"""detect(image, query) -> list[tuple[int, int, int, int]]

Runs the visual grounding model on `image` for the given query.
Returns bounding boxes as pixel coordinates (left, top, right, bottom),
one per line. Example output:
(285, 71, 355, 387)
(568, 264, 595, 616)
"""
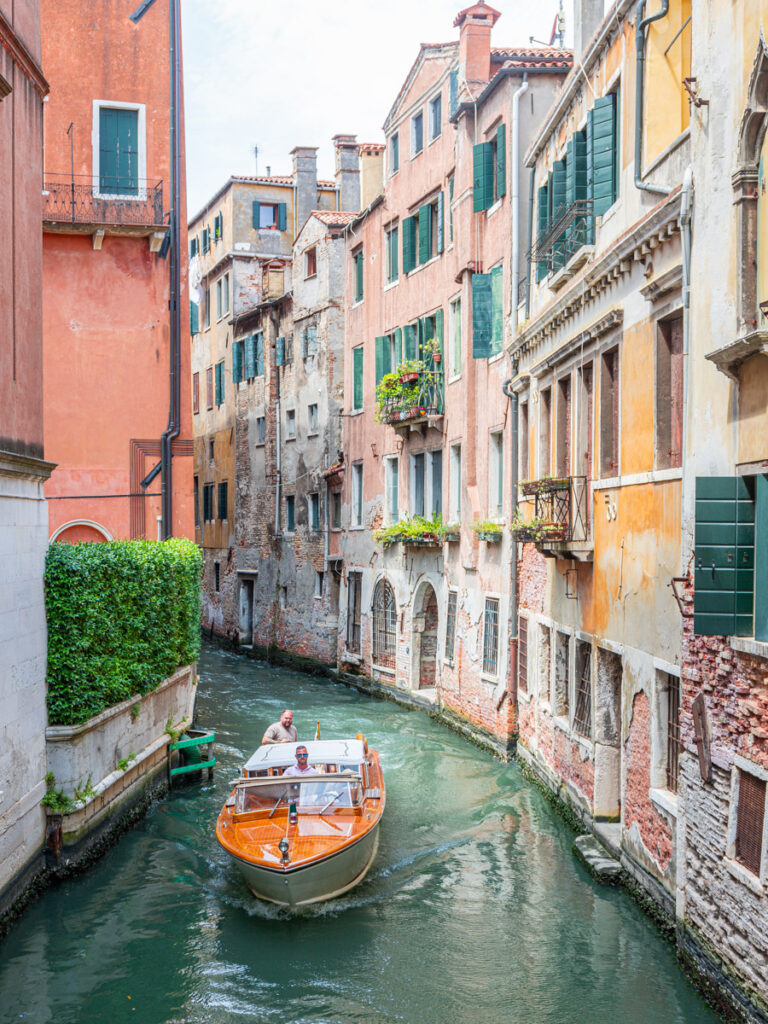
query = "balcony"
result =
(376, 369, 444, 434)
(513, 475, 592, 560)
(43, 174, 165, 248)
(529, 200, 594, 291)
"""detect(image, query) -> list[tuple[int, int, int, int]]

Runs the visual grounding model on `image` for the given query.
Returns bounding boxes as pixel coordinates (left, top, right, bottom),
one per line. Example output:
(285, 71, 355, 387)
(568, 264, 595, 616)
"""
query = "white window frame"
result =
(92, 100, 147, 200)
(449, 442, 461, 522)
(352, 463, 363, 527)
(489, 429, 504, 519)
(725, 755, 768, 893)
(410, 449, 441, 518)
(285, 408, 296, 440)
(428, 92, 442, 142)
(384, 455, 399, 524)
(411, 109, 424, 158)
(449, 295, 462, 381)
(307, 403, 319, 435)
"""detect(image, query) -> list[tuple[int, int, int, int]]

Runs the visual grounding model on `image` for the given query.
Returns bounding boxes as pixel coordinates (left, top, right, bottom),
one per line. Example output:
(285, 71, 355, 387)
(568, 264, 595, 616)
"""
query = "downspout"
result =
(510, 74, 529, 330)
(160, 0, 183, 538)
(273, 315, 282, 536)
(502, 368, 519, 713)
(323, 454, 330, 572)
(680, 165, 693, 573)
(634, 0, 671, 197)
(525, 167, 535, 321)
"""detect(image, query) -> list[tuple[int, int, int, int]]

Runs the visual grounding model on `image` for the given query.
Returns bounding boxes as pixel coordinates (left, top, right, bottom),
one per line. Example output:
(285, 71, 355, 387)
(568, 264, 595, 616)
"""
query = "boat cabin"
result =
(243, 739, 367, 778)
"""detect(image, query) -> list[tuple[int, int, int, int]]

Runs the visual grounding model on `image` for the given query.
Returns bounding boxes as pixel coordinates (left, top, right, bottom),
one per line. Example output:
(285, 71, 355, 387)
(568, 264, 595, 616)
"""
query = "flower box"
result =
(478, 530, 502, 542)
(400, 371, 419, 384)
(442, 531, 460, 543)
(520, 477, 570, 496)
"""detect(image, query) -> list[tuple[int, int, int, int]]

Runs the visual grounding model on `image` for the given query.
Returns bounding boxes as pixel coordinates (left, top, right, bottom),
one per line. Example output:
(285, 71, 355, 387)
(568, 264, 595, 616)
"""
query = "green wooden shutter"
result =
(472, 273, 493, 358)
(551, 159, 567, 271)
(473, 142, 494, 212)
(418, 203, 431, 264)
(536, 184, 549, 281)
(693, 476, 755, 636)
(278, 203, 287, 231)
(491, 267, 503, 353)
(353, 347, 364, 409)
(434, 308, 444, 359)
(389, 226, 399, 280)
(256, 334, 264, 376)
(215, 362, 224, 405)
(189, 237, 197, 259)
(403, 323, 417, 361)
(417, 317, 426, 361)
(252, 201, 261, 229)
(355, 252, 364, 301)
(592, 94, 617, 217)
(375, 336, 389, 385)
(99, 108, 138, 194)
(233, 341, 242, 383)
(202, 228, 210, 254)
(275, 336, 284, 368)
(755, 474, 768, 641)
(449, 177, 455, 243)
(214, 212, 223, 238)
(402, 216, 417, 273)
(586, 110, 595, 244)
(394, 327, 403, 366)
(437, 192, 444, 254)
(245, 336, 256, 378)
(496, 123, 506, 198)
(449, 68, 459, 119)
(567, 130, 589, 248)
(190, 301, 199, 335)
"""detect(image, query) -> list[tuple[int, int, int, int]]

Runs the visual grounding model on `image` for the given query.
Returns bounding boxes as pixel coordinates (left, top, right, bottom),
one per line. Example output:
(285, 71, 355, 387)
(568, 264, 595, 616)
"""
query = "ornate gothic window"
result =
(372, 579, 397, 668)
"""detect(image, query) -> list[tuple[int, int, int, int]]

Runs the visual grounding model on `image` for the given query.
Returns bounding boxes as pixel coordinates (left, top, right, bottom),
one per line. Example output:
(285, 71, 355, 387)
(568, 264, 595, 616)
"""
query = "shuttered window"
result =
(536, 183, 549, 281)
(473, 141, 494, 212)
(190, 301, 199, 335)
(517, 615, 528, 693)
(232, 340, 244, 383)
(214, 212, 223, 239)
(589, 93, 618, 221)
(189, 236, 198, 258)
(255, 333, 264, 376)
(218, 481, 228, 520)
(566, 130, 589, 249)
(496, 123, 506, 199)
(214, 361, 225, 406)
(98, 107, 139, 195)
(449, 69, 459, 118)
(354, 250, 364, 302)
(206, 366, 213, 410)
(202, 483, 214, 522)
(472, 267, 502, 358)
(403, 323, 418, 361)
(448, 177, 454, 243)
(550, 159, 567, 271)
(389, 132, 399, 174)
(375, 336, 389, 386)
(352, 347, 363, 410)
(347, 571, 362, 652)
(192, 373, 199, 415)
(735, 769, 766, 876)
(244, 336, 256, 379)
(436, 191, 444, 254)
(202, 227, 210, 254)
(418, 203, 432, 264)
(387, 226, 399, 282)
(402, 216, 417, 273)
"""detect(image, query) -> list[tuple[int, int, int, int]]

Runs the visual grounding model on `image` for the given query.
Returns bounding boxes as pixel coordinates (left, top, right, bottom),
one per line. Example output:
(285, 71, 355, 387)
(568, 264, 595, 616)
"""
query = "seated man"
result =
(282, 745, 319, 777)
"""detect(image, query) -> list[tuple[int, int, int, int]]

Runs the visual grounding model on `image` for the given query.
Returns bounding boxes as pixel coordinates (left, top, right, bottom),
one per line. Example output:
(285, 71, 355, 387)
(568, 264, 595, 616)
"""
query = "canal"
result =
(0, 644, 719, 1024)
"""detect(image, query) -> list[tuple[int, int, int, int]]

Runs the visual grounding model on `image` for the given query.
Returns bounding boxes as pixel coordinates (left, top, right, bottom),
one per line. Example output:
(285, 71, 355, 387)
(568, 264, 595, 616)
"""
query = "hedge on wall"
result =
(45, 539, 203, 726)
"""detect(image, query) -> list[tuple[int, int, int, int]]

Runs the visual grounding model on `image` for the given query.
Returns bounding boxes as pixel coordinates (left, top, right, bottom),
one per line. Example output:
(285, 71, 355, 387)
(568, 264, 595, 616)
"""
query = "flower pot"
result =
(477, 531, 502, 542)
(432, 353, 441, 364)
(400, 372, 419, 384)
(442, 531, 460, 543)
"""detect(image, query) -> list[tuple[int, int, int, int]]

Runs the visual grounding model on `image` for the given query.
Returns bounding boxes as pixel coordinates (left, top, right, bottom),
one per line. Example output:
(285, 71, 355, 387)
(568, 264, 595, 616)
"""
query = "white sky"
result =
(181, 0, 575, 217)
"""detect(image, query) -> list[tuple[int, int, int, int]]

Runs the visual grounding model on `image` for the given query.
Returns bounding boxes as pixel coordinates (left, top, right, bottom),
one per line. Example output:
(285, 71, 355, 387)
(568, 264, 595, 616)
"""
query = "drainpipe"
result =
(323, 454, 330, 572)
(160, 0, 183, 538)
(680, 165, 693, 572)
(634, 0, 671, 197)
(525, 167, 535, 321)
(510, 75, 529, 330)
(502, 368, 519, 709)
(273, 313, 282, 536)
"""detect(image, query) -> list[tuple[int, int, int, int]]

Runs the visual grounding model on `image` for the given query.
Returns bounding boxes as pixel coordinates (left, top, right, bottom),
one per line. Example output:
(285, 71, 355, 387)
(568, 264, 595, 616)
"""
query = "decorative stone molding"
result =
(705, 329, 768, 382)
(0, 449, 56, 482)
(639, 264, 683, 303)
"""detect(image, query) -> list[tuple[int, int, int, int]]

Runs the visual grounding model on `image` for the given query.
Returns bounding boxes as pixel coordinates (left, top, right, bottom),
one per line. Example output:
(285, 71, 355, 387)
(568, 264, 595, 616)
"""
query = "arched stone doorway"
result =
(413, 581, 439, 690)
(50, 520, 112, 544)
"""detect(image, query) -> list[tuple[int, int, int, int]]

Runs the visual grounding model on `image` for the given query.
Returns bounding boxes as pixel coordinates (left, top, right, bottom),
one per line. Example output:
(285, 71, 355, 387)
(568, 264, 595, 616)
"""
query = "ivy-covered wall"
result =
(45, 539, 202, 726)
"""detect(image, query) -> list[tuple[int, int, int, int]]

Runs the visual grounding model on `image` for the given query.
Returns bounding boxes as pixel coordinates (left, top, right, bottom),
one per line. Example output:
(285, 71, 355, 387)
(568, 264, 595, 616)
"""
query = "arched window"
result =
(372, 578, 397, 668)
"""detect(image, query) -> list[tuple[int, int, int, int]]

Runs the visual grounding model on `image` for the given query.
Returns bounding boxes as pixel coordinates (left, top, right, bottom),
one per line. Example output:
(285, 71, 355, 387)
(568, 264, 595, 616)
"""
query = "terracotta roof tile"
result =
(310, 210, 358, 226)
(491, 46, 573, 69)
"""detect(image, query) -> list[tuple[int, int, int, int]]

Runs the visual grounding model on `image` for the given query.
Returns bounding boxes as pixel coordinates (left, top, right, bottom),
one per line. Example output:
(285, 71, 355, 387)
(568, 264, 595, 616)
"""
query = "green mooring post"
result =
(169, 729, 216, 781)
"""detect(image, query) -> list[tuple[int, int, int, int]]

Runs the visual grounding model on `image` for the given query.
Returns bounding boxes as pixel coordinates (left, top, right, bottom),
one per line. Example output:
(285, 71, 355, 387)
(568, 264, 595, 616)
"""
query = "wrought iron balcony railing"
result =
(378, 370, 444, 427)
(528, 200, 593, 276)
(514, 475, 590, 548)
(43, 174, 164, 228)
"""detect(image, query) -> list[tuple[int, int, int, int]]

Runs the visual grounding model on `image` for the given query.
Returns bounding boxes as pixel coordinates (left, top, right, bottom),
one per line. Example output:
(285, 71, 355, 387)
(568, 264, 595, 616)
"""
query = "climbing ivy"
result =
(45, 539, 202, 726)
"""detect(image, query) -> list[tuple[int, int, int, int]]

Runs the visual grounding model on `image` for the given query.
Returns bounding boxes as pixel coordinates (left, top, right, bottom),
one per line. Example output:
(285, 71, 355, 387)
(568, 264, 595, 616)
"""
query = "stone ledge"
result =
(730, 636, 768, 660)
(573, 834, 622, 884)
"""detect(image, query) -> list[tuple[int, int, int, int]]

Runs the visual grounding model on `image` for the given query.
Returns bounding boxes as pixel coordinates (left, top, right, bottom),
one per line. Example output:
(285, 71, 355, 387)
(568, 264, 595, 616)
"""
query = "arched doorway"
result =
(50, 520, 112, 544)
(413, 581, 439, 690)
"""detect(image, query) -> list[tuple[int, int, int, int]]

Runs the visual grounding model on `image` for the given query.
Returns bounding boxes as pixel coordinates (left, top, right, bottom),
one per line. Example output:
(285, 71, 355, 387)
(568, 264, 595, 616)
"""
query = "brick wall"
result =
(625, 690, 673, 872)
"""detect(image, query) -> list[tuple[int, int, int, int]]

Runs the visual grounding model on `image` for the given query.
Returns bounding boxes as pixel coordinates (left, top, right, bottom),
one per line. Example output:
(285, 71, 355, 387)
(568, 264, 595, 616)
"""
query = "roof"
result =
(311, 210, 358, 226)
(189, 174, 338, 226)
(244, 739, 367, 772)
(359, 142, 385, 154)
(491, 46, 572, 70)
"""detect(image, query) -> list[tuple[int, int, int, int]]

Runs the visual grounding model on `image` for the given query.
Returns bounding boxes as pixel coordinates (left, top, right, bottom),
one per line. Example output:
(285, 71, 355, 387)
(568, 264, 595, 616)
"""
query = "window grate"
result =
(517, 616, 528, 693)
(346, 572, 362, 653)
(666, 678, 681, 793)
(483, 598, 500, 676)
(372, 579, 397, 668)
(573, 643, 592, 738)
(736, 770, 766, 876)
(445, 591, 457, 662)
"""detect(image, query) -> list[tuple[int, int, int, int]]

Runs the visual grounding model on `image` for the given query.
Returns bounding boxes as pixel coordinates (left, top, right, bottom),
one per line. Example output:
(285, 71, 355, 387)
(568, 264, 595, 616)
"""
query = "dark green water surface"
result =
(0, 644, 719, 1024)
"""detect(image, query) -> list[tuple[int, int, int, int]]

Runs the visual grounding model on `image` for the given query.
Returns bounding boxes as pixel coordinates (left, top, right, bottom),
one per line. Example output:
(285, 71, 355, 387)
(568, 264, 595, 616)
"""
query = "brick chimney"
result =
(290, 146, 318, 235)
(359, 143, 384, 209)
(332, 134, 360, 212)
(454, 2, 501, 91)
(573, 0, 603, 63)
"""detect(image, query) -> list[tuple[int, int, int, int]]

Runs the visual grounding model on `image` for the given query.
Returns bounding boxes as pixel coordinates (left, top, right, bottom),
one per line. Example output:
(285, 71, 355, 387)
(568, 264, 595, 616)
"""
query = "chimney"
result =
(573, 0, 603, 63)
(290, 146, 318, 235)
(454, 2, 501, 91)
(359, 144, 385, 208)
(332, 134, 360, 212)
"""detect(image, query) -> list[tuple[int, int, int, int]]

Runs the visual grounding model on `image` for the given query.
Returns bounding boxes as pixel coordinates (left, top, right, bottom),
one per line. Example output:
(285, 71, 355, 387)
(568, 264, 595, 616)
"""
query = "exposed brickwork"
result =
(625, 691, 673, 872)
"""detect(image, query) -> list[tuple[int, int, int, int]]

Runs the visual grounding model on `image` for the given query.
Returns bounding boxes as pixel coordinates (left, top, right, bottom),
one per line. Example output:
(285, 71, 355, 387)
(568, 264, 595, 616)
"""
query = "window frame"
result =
(389, 131, 400, 175)
(444, 589, 458, 665)
(449, 295, 462, 380)
(726, 755, 768, 888)
(285, 494, 295, 533)
(428, 92, 442, 142)
(92, 100, 146, 200)
(305, 246, 317, 279)
(482, 596, 501, 679)
(285, 408, 296, 441)
(411, 110, 424, 158)
(372, 577, 397, 669)
(352, 462, 363, 527)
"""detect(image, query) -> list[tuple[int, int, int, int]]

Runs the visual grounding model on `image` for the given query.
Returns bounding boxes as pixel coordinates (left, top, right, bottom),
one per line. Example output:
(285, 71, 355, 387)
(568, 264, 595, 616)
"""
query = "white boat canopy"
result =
(244, 739, 366, 774)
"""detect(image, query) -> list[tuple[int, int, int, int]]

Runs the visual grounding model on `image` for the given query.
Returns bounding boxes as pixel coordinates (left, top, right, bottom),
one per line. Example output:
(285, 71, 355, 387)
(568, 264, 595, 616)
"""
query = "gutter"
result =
(525, 166, 535, 321)
(680, 165, 693, 571)
(502, 371, 519, 709)
(510, 75, 529, 330)
(634, 0, 672, 197)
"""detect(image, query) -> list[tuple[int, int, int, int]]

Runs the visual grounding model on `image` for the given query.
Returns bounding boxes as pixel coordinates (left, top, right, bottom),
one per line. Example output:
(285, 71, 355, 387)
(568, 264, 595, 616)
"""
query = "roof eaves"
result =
(448, 56, 572, 126)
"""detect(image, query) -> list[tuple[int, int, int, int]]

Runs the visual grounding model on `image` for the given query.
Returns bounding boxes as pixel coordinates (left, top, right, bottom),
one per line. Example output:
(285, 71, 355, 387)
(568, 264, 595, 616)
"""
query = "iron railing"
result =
(43, 173, 164, 227)
(514, 475, 590, 545)
(528, 200, 593, 275)
(379, 369, 444, 426)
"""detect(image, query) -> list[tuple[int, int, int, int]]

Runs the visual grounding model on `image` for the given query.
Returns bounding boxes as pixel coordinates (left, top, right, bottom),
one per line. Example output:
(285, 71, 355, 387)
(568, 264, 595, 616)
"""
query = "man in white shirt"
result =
(283, 746, 318, 777)
(261, 709, 297, 745)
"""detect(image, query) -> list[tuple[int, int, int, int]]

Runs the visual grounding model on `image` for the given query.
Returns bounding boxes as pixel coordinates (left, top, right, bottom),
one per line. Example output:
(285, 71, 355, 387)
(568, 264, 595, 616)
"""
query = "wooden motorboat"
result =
(216, 737, 385, 908)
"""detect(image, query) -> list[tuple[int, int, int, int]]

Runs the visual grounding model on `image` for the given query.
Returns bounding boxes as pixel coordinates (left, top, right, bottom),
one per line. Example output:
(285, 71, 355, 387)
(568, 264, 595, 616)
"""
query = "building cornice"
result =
(0, 449, 56, 482)
(0, 11, 49, 97)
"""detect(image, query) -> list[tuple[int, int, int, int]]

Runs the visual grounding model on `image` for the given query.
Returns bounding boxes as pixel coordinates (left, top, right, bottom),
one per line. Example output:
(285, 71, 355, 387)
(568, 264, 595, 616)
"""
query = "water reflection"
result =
(0, 644, 718, 1024)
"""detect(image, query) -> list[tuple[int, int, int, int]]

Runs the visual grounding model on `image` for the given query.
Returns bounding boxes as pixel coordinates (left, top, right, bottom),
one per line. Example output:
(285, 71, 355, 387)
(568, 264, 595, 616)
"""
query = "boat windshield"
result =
(235, 777, 363, 815)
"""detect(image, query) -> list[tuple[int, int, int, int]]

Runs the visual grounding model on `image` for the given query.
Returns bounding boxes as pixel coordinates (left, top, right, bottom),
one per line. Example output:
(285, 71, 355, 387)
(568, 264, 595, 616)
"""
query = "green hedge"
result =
(45, 539, 202, 726)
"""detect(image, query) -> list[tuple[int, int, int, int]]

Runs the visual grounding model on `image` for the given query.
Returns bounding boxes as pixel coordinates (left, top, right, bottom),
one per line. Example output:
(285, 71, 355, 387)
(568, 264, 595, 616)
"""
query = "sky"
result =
(180, 0, 574, 218)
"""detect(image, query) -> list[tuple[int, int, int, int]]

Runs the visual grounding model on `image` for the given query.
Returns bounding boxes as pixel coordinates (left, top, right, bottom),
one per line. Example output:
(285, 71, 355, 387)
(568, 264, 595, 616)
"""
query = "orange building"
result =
(41, 0, 193, 543)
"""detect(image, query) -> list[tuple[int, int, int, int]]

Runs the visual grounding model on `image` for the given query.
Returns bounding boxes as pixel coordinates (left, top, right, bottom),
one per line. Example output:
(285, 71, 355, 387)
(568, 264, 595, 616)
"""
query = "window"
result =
(734, 766, 767, 876)
(202, 226, 210, 254)
(217, 480, 228, 520)
(471, 264, 502, 358)
(192, 372, 199, 415)
(209, 438, 215, 462)
(286, 495, 295, 532)
(353, 250, 364, 303)
(346, 571, 362, 652)
(430, 450, 443, 518)
(517, 615, 528, 694)
(386, 226, 399, 283)
(573, 640, 593, 738)
(656, 315, 684, 469)
(222, 273, 230, 315)
(96, 104, 142, 196)
(389, 132, 400, 174)
(232, 339, 245, 384)
(206, 367, 213, 410)
(301, 324, 318, 358)
(449, 443, 461, 521)
(554, 631, 570, 718)
(489, 431, 503, 518)
(214, 561, 220, 592)
(216, 278, 222, 319)
(213, 211, 223, 239)
(417, 193, 444, 265)
(352, 347, 363, 410)
(352, 463, 363, 526)
(402, 215, 417, 274)
(385, 456, 399, 523)
(244, 333, 264, 379)
(472, 123, 506, 212)
(189, 235, 199, 259)
(450, 297, 461, 378)
(482, 597, 500, 676)
(445, 590, 458, 663)
(372, 579, 397, 668)
(519, 401, 529, 482)
(539, 387, 552, 476)
(309, 493, 320, 532)
(190, 301, 200, 335)
(331, 490, 342, 529)
(429, 93, 442, 141)
(252, 201, 287, 231)
(411, 110, 424, 157)
(214, 361, 225, 406)
(204, 286, 211, 329)
(577, 364, 594, 479)
(256, 416, 265, 445)
(588, 92, 619, 220)
(315, 571, 324, 598)
(305, 246, 317, 278)
(308, 404, 318, 434)
(286, 409, 296, 440)
(411, 453, 425, 517)
(556, 374, 571, 477)
(599, 347, 619, 477)
(538, 625, 552, 706)
(203, 483, 214, 522)
(665, 673, 681, 793)
(448, 176, 455, 244)
(193, 476, 200, 527)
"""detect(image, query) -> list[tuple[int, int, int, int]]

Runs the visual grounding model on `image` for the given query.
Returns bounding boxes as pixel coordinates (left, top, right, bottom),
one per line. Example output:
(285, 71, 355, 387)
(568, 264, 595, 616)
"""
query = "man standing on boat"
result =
(261, 709, 297, 745)
(283, 746, 319, 776)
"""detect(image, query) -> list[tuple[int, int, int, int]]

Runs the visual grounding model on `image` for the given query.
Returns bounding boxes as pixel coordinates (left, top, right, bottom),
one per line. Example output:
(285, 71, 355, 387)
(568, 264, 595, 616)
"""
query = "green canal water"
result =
(0, 644, 720, 1024)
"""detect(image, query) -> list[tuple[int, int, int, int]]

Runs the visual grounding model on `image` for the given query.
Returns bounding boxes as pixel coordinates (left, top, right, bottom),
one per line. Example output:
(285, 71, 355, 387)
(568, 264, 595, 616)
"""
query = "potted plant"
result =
(440, 522, 460, 543)
(519, 476, 570, 497)
(471, 519, 503, 542)
(510, 515, 567, 543)
(372, 522, 404, 546)
(423, 336, 442, 367)
(398, 359, 423, 385)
